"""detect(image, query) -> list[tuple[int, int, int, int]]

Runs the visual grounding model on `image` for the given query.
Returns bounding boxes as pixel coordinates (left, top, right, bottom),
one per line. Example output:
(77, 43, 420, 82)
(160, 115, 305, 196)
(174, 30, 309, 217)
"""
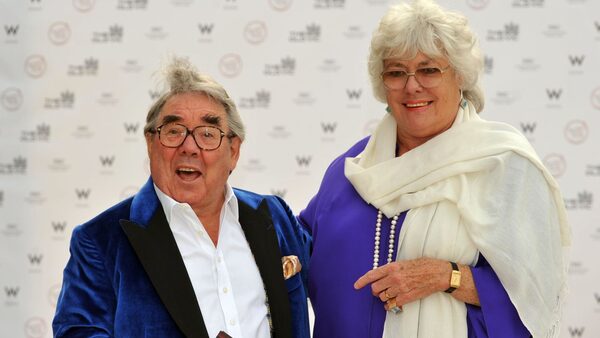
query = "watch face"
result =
(450, 270, 461, 288)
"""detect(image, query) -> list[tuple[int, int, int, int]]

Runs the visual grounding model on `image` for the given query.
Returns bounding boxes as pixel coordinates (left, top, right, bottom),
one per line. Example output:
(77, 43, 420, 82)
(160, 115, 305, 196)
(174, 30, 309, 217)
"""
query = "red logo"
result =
(24, 55, 47, 78)
(48, 22, 71, 45)
(218, 54, 243, 78)
(244, 21, 268, 45)
(73, 0, 95, 12)
(564, 120, 588, 145)
(24, 317, 47, 338)
(543, 153, 566, 178)
(467, 0, 490, 10)
(591, 87, 600, 110)
(269, 0, 293, 11)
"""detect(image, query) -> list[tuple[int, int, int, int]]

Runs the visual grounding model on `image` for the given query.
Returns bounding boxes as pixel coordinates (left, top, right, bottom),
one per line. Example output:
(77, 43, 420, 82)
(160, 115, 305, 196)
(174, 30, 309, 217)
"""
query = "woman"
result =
(298, 0, 570, 337)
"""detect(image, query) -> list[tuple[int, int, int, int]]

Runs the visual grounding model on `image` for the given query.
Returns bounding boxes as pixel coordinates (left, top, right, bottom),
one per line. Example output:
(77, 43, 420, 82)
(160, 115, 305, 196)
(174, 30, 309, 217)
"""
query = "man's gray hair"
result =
(368, 0, 485, 112)
(143, 57, 245, 140)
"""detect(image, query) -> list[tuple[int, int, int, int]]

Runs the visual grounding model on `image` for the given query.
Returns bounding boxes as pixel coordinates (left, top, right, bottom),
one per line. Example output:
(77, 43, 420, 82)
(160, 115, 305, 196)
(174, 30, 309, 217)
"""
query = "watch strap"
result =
(444, 261, 460, 293)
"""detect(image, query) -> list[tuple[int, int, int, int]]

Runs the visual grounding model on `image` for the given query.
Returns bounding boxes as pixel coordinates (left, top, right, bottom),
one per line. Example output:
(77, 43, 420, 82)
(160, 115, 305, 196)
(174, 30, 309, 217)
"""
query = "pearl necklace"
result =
(373, 210, 399, 269)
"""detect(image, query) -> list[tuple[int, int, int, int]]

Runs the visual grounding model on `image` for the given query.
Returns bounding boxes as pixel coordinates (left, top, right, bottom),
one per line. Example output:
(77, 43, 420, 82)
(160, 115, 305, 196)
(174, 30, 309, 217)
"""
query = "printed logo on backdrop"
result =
(585, 164, 600, 177)
(100, 155, 116, 175)
(295, 155, 312, 175)
(344, 25, 366, 39)
(219, 54, 243, 78)
(124, 122, 141, 141)
(293, 92, 316, 106)
(244, 21, 267, 44)
(48, 22, 70, 45)
(319, 58, 340, 73)
(519, 122, 536, 142)
(564, 120, 588, 145)
(543, 153, 566, 178)
(222, 0, 238, 10)
(72, 125, 94, 139)
(595, 292, 600, 310)
(0, 156, 27, 175)
(121, 59, 143, 73)
(264, 57, 296, 76)
(483, 56, 493, 74)
(4, 285, 20, 305)
(49, 158, 70, 172)
(542, 24, 566, 38)
(346, 88, 362, 108)
(68, 58, 99, 76)
(545, 88, 562, 108)
(28, 252, 44, 273)
(314, 0, 345, 9)
(567, 326, 585, 337)
(51, 221, 68, 240)
(48, 284, 61, 307)
(24, 55, 47, 78)
(569, 260, 587, 275)
(467, 0, 490, 10)
(75, 188, 91, 208)
(2, 223, 23, 237)
(1, 87, 23, 111)
(3, 24, 19, 43)
(242, 158, 266, 172)
(270, 189, 287, 199)
(92, 25, 123, 43)
(512, 0, 544, 8)
(146, 26, 168, 40)
(73, 0, 95, 12)
(28, 0, 43, 11)
(21, 124, 50, 142)
(44, 90, 75, 109)
(239, 90, 271, 109)
(97, 92, 118, 105)
(24, 317, 47, 338)
(268, 125, 291, 139)
(171, 0, 194, 7)
(120, 186, 140, 200)
(321, 121, 337, 142)
(269, 0, 292, 11)
(564, 190, 593, 210)
(595, 21, 600, 40)
(590, 87, 600, 110)
(197, 23, 214, 42)
(25, 191, 46, 205)
(568, 55, 585, 75)
(486, 22, 519, 42)
(516, 58, 540, 71)
(289, 24, 321, 42)
(117, 0, 147, 10)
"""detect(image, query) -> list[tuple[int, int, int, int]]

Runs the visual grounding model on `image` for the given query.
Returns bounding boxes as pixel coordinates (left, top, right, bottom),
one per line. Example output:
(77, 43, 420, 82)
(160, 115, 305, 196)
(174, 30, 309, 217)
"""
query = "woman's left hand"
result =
(353, 257, 480, 309)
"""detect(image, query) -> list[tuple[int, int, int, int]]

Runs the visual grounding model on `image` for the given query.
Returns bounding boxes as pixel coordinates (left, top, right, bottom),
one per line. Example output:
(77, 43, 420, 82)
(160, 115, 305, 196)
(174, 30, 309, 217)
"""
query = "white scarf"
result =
(345, 100, 571, 338)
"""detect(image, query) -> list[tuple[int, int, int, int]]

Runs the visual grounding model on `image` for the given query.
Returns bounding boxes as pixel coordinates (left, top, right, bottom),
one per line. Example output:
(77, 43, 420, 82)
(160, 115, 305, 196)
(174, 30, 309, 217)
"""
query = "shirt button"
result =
(223, 287, 228, 293)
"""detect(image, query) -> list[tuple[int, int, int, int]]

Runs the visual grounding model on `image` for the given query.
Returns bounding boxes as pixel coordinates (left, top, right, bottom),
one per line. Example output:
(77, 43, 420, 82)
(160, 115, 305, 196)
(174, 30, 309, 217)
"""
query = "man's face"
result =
(146, 92, 240, 212)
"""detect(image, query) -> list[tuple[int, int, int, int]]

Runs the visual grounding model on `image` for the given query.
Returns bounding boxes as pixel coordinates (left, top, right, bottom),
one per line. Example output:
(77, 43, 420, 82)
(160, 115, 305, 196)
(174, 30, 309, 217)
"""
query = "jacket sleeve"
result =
(52, 226, 115, 337)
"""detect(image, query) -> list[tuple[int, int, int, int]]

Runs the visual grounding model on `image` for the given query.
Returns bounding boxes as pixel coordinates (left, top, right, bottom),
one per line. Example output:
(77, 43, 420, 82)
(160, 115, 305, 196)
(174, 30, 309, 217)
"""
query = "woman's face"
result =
(383, 52, 462, 149)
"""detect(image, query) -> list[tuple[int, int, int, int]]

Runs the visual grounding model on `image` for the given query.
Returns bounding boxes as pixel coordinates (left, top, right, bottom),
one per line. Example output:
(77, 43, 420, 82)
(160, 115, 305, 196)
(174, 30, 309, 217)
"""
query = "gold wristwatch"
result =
(444, 261, 461, 293)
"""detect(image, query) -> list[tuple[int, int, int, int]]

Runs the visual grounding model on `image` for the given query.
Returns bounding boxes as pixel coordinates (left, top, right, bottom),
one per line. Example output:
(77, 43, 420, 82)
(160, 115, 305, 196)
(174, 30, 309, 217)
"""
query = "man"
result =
(53, 58, 311, 338)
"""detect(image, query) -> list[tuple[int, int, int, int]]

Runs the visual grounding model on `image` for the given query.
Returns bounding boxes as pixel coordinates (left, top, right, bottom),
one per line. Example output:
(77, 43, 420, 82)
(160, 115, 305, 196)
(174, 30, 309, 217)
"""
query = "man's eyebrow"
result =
(160, 115, 183, 125)
(202, 114, 221, 126)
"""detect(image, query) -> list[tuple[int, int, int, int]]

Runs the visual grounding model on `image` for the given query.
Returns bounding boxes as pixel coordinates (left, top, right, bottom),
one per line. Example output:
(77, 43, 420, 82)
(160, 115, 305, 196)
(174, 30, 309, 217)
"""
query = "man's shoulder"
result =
(74, 197, 135, 237)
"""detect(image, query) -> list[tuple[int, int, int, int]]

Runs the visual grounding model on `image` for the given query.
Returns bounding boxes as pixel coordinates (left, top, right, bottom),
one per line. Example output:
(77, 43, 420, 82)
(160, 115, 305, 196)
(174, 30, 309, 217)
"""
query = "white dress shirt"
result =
(155, 184, 270, 338)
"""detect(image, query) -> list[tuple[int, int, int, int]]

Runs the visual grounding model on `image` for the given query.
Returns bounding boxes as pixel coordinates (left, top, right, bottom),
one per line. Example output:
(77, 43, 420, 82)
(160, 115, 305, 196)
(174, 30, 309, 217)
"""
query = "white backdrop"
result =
(1, 0, 599, 337)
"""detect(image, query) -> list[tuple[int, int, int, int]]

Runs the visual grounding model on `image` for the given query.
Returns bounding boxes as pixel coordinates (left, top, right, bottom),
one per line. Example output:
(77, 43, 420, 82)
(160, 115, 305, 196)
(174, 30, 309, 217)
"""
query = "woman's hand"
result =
(353, 257, 480, 309)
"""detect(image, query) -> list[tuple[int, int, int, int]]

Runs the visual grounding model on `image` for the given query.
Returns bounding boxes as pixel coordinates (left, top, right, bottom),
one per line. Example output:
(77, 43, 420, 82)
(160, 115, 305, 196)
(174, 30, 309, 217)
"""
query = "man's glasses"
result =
(152, 123, 233, 151)
(381, 65, 450, 90)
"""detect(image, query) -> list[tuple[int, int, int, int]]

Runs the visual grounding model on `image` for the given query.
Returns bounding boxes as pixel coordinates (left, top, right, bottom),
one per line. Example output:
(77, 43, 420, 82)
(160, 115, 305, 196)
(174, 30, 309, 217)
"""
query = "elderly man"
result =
(53, 58, 310, 338)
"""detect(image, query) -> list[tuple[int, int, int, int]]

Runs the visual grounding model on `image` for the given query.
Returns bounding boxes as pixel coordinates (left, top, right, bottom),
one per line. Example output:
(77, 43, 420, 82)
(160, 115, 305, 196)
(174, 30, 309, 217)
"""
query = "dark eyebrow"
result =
(202, 114, 221, 126)
(160, 115, 183, 125)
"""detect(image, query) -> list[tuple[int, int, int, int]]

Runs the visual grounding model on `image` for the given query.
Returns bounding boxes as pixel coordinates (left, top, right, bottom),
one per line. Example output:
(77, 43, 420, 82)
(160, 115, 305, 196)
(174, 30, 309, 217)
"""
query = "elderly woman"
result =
(298, 0, 570, 337)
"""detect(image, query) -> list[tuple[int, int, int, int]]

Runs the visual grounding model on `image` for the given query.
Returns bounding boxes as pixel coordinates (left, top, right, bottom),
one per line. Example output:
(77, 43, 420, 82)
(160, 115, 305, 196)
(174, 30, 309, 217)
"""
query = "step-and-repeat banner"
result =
(1, 0, 599, 337)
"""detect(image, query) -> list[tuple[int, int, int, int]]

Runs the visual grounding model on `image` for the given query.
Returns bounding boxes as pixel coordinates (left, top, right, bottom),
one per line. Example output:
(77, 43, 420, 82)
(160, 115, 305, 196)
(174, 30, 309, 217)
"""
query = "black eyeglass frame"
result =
(151, 123, 235, 151)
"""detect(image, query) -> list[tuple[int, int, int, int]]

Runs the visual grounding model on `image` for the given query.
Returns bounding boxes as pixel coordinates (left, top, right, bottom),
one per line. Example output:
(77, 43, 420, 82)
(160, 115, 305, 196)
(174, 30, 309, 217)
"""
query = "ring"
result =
(390, 305, 403, 314)
(386, 298, 403, 314)
(384, 290, 391, 300)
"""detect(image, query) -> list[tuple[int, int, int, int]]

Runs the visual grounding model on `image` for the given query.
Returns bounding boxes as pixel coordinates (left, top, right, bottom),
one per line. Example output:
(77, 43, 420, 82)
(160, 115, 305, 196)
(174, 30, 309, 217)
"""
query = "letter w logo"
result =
(28, 254, 43, 265)
(4, 25, 19, 35)
(51, 221, 67, 232)
(295, 156, 312, 167)
(4, 287, 19, 297)
(519, 122, 536, 134)
(320, 122, 337, 133)
(99, 156, 115, 167)
(346, 89, 362, 100)
(568, 55, 585, 66)
(546, 89, 562, 100)
(568, 327, 585, 337)
(75, 189, 91, 200)
(123, 122, 139, 134)
(198, 23, 214, 34)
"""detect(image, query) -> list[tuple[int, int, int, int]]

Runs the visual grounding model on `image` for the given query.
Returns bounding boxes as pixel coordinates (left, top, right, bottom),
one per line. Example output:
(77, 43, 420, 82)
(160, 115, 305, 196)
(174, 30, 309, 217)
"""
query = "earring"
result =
(386, 106, 391, 113)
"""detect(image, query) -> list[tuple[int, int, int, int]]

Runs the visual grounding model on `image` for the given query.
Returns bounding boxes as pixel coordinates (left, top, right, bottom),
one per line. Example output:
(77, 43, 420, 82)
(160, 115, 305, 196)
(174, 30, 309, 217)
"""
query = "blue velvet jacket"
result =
(53, 178, 311, 338)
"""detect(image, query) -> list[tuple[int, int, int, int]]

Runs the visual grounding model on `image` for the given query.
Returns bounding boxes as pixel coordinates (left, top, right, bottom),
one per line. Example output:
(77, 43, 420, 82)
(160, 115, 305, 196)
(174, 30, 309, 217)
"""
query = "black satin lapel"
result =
(120, 209, 209, 338)
(238, 199, 292, 338)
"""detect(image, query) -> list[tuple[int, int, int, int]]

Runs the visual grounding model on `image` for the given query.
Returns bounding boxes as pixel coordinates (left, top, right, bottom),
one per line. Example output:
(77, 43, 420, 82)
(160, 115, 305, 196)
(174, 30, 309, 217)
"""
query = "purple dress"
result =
(298, 137, 530, 338)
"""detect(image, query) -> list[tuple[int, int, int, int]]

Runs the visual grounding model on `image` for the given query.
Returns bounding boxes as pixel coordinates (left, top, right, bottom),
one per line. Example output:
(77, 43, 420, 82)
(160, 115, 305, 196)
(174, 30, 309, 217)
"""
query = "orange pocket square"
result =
(281, 255, 302, 280)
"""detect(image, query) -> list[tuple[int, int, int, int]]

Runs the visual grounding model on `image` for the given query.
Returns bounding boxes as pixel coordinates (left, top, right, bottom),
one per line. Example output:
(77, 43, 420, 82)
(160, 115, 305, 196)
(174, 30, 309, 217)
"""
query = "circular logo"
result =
(24, 317, 47, 338)
(73, 0, 95, 12)
(24, 55, 47, 78)
(244, 21, 268, 45)
(591, 87, 600, 110)
(48, 22, 71, 45)
(564, 120, 588, 145)
(1, 88, 23, 111)
(218, 54, 243, 78)
(543, 153, 566, 178)
(467, 0, 490, 10)
(48, 284, 61, 307)
(269, 0, 293, 11)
